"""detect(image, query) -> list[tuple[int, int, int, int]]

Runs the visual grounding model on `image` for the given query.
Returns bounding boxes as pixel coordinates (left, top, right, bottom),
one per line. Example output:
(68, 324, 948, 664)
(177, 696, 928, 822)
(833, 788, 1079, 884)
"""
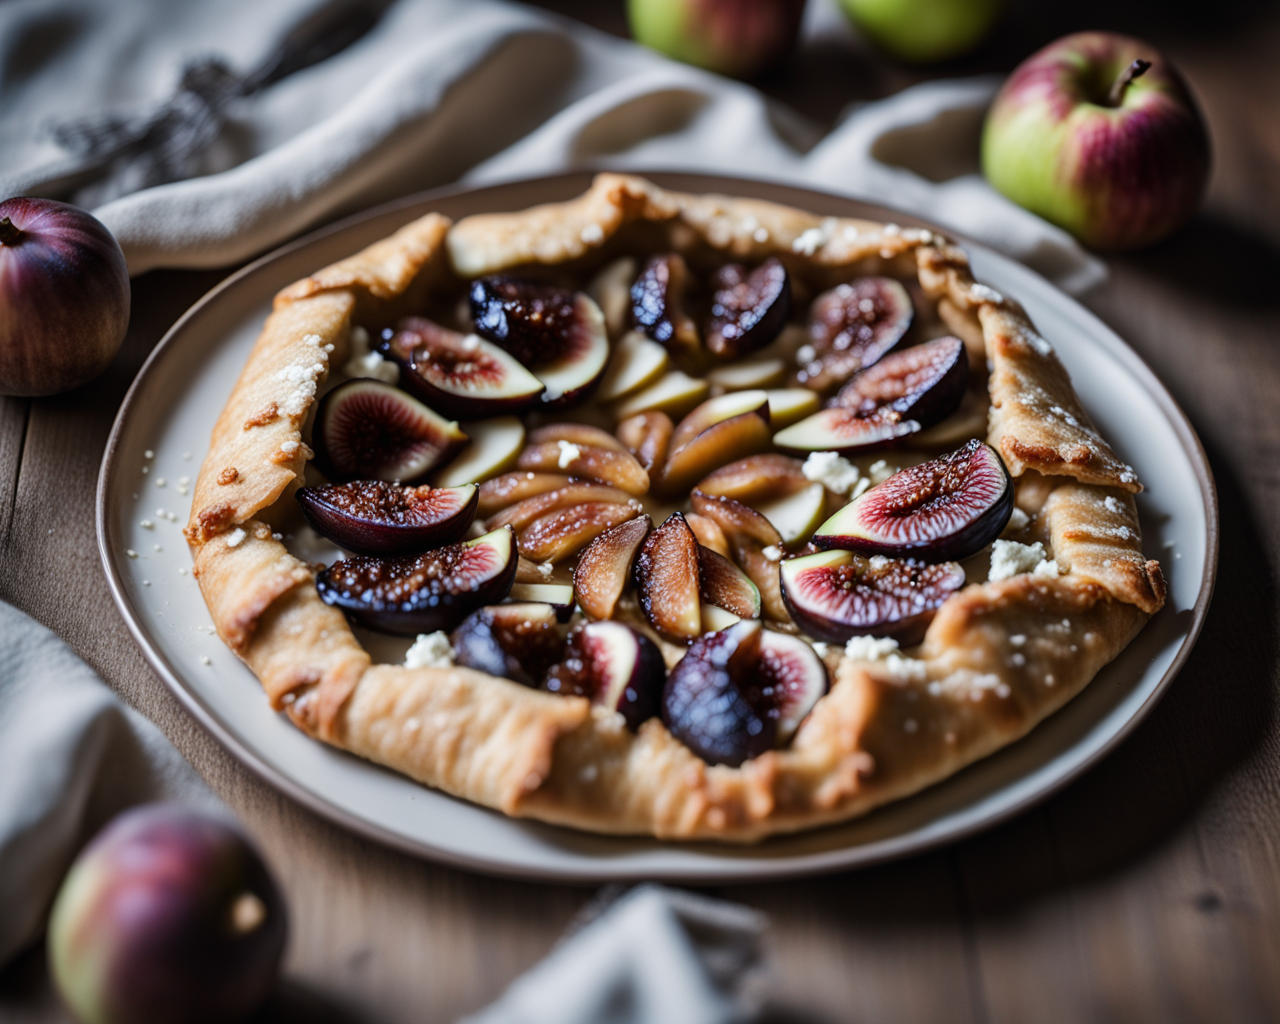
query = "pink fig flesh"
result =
(297, 481, 477, 555)
(544, 621, 666, 731)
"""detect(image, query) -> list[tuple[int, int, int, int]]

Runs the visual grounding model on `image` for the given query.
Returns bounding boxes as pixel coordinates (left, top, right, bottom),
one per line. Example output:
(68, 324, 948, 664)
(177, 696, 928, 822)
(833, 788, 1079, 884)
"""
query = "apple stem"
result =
(0, 217, 22, 247)
(1107, 59, 1153, 107)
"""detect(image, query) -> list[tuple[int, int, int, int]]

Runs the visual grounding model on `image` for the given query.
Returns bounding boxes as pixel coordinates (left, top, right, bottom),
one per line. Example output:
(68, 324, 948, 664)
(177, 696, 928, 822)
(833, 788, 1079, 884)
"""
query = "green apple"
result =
(982, 32, 1211, 251)
(836, 0, 1004, 64)
(628, 0, 808, 79)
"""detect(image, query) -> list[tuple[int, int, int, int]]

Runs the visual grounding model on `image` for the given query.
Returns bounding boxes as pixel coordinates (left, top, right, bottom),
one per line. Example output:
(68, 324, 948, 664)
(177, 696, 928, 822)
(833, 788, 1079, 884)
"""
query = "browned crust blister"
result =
(186, 174, 1166, 842)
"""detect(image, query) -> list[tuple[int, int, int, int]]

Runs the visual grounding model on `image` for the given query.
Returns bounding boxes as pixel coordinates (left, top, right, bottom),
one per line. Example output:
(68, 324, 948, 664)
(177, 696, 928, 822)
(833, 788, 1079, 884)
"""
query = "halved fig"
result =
(765, 388, 821, 429)
(614, 370, 710, 420)
(774, 407, 918, 454)
(314, 379, 468, 484)
(756, 631, 830, 743)
(507, 583, 575, 621)
(634, 513, 702, 643)
(616, 410, 674, 474)
(431, 416, 524, 488)
(696, 453, 810, 506)
(707, 357, 787, 392)
(516, 441, 649, 495)
(814, 439, 1013, 561)
(477, 471, 571, 517)
(296, 482, 477, 555)
(705, 258, 791, 359)
(698, 545, 761, 620)
(450, 602, 564, 686)
(756, 482, 826, 547)
(316, 527, 517, 635)
(631, 253, 699, 355)
(832, 335, 968, 426)
(526, 422, 626, 452)
(780, 548, 965, 644)
(798, 278, 914, 393)
(661, 620, 772, 767)
(574, 515, 652, 621)
(909, 382, 990, 449)
(484, 483, 632, 533)
(518, 501, 638, 563)
(378, 317, 544, 418)
(660, 396, 768, 499)
(544, 621, 665, 731)
(469, 278, 610, 408)
(596, 330, 669, 401)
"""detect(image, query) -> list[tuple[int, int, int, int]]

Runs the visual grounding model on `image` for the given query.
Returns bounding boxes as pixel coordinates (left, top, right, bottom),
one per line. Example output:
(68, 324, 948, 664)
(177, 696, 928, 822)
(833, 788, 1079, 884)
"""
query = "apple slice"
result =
(484, 482, 633, 533)
(431, 415, 524, 487)
(765, 388, 821, 429)
(516, 441, 649, 495)
(755, 481, 826, 547)
(477, 472, 572, 517)
(614, 370, 710, 420)
(507, 582, 575, 621)
(526, 423, 626, 453)
(707, 358, 787, 391)
(596, 330, 670, 401)
(700, 604, 741, 633)
(697, 545, 761, 620)
(670, 390, 770, 450)
(658, 401, 773, 497)
(587, 256, 638, 338)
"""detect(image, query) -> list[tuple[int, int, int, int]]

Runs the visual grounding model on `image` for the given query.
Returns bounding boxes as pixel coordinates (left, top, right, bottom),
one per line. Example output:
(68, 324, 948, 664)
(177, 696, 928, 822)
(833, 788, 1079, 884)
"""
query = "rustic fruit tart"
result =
(185, 174, 1165, 842)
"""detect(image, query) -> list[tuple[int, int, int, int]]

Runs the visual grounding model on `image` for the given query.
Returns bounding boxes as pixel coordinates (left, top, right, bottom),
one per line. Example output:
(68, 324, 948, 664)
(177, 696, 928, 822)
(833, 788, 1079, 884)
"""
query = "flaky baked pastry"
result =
(185, 174, 1164, 842)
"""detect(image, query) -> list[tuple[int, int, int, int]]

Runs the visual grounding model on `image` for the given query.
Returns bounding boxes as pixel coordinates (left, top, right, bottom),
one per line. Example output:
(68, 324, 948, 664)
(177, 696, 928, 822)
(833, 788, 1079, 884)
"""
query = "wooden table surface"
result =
(4, 2, 1279, 1021)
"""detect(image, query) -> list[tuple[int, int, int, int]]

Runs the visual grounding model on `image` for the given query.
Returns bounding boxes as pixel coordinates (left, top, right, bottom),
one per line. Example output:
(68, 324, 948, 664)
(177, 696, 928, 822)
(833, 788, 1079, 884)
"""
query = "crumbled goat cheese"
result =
(200, 656, 211, 665)
(802, 451, 861, 495)
(538, 561, 554, 579)
(341, 326, 397, 384)
(580, 223, 605, 245)
(1104, 495, 1123, 513)
(989, 540, 1047, 582)
(761, 545, 783, 562)
(557, 440, 581, 469)
(154, 477, 165, 487)
(1033, 558, 1063, 578)
(405, 631, 455, 669)
(140, 520, 154, 529)
(1005, 507, 1030, 532)
(844, 635, 927, 680)
(868, 460, 896, 485)
(810, 642, 831, 658)
(125, 549, 137, 558)
(792, 225, 830, 256)
(795, 344, 816, 366)
(280, 440, 299, 454)
(968, 284, 1004, 304)
(225, 528, 246, 548)
(868, 555, 889, 570)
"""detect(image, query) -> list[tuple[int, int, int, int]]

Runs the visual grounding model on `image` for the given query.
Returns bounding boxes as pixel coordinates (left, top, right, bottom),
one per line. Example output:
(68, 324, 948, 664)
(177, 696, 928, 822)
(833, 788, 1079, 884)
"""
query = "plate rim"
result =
(96, 170, 1219, 882)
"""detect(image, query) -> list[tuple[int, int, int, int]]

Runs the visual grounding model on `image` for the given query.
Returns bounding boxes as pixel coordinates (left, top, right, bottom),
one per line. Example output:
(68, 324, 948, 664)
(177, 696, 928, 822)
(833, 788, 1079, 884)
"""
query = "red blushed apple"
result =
(628, 0, 808, 79)
(982, 32, 1211, 252)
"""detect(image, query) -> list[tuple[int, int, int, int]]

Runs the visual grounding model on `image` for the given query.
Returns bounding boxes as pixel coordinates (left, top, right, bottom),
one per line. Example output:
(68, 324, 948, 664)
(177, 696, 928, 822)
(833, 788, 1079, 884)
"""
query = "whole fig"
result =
(0, 197, 130, 396)
(47, 804, 286, 1024)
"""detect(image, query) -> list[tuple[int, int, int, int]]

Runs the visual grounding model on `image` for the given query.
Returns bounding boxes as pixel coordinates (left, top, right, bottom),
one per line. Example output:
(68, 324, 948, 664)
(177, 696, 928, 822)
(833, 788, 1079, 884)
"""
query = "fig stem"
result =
(0, 216, 22, 246)
(1107, 59, 1152, 107)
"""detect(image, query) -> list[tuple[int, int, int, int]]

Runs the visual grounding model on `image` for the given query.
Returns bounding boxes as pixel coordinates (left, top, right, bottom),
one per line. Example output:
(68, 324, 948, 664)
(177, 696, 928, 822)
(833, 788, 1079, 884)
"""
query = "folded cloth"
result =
(0, 601, 220, 965)
(459, 885, 768, 1024)
(0, 0, 1104, 291)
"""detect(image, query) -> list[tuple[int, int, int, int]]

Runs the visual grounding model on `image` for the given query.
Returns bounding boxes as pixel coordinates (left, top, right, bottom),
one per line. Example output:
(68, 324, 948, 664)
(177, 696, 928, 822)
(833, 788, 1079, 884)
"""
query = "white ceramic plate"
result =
(97, 173, 1217, 882)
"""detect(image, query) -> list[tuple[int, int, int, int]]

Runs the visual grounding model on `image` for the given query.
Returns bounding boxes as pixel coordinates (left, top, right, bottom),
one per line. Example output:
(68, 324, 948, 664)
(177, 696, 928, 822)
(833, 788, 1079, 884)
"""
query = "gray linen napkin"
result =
(0, 0, 1104, 291)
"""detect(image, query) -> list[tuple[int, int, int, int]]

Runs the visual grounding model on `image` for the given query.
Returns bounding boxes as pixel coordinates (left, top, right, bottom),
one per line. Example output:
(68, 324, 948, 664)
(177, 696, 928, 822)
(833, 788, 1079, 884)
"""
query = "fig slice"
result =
(378, 317, 544, 419)
(574, 515, 652, 622)
(798, 278, 914, 393)
(469, 278, 610, 408)
(450, 602, 564, 686)
(658, 397, 773, 497)
(705, 258, 791, 359)
(755, 481, 826, 547)
(773, 406, 921, 454)
(670, 390, 771, 451)
(314, 379, 468, 484)
(756, 631, 830, 744)
(690, 491, 788, 623)
(596, 330, 670, 401)
(634, 513, 703, 643)
(518, 501, 638, 563)
(296, 481, 478, 555)
(517, 441, 649, 496)
(526, 422, 626, 453)
(544, 621, 666, 732)
(477, 471, 571, 517)
(431, 415, 525, 488)
(831, 334, 968, 428)
(614, 370, 710, 420)
(814, 439, 1013, 562)
(631, 253, 699, 356)
(695, 453, 810, 506)
(507, 583, 575, 621)
(686, 513, 731, 559)
(698, 545, 761, 620)
(316, 527, 517, 636)
(484, 482, 632, 533)
(661, 620, 772, 767)
(779, 548, 965, 644)
(616, 410, 673, 473)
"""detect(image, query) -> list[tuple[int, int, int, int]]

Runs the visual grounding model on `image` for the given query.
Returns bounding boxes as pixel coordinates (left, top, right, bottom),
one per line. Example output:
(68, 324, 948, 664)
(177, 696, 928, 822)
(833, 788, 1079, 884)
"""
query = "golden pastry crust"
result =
(186, 175, 1165, 842)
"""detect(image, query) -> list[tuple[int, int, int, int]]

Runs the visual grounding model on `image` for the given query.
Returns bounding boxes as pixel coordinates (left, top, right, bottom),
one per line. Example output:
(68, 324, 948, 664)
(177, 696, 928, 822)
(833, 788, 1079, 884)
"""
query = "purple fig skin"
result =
(831, 335, 968, 428)
(982, 32, 1211, 251)
(814, 439, 1014, 562)
(0, 198, 130, 397)
(47, 804, 286, 1024)
(545, 621, 665, 731)
(296, 481, 478, 556)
